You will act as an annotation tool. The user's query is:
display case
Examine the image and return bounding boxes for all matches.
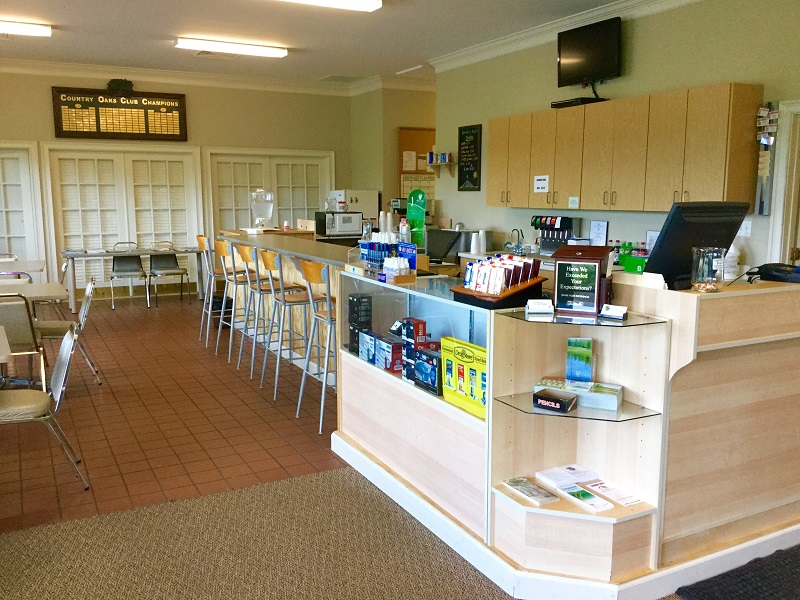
[489,308,669,582]
[336,272,491,537]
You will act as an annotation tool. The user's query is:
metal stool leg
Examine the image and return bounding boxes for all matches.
[296,316,319,417]
[318,320,335,434]
[215,283,229,355]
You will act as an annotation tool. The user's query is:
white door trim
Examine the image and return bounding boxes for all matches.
[767,99,800,262]
[202,147,335,236]
[0,141,47,278]
[40,141,202,278]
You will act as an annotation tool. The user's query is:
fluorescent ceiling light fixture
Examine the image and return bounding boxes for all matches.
[0,20,52,37]
[175,37,288,58]
[276,0,382,12]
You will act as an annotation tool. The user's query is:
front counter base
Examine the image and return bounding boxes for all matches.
[332,432,800,600]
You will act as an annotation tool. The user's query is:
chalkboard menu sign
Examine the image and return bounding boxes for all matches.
[458,124,481,191]
[52,87,187,141]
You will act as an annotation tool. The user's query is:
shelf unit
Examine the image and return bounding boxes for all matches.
[488,307,670,582]
[427,159,455,178]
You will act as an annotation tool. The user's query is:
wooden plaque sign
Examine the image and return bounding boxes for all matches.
[552,245,613,315]
[458,124,481,191]
[52,87,187,141]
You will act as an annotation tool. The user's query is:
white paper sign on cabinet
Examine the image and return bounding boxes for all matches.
[533,175,549,193]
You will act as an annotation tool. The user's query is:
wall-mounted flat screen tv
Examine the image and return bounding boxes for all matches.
[558,17,622,88]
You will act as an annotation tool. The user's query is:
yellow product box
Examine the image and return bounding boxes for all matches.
[440,336,487,420]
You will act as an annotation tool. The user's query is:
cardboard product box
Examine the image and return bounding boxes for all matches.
[358,331,376,364]
[401,359,415,383]
[533,388,578,413]
[534,376,623,411]
[415,348,442,396]
[348,294,373,327]
[417,340,440,352]
[374,334,402,373]
[402,340,417,361]
[348,323,366,354]
[440,337,488,419]
[400,318,427,344]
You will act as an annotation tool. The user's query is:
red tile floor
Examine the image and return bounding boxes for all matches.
[0,293,343,533]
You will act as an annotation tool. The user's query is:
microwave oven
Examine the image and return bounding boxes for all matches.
[314,211,363,237]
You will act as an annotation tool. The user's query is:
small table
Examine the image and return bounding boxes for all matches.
[0,282,68,303]
[0,260,46,275]
[62,248,204,313]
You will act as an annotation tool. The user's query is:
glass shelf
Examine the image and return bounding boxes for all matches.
[499,308,666,328]
[495,392,661,422]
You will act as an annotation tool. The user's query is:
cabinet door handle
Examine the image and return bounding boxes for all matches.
[552,192,558,205]
[683,190,689,202]
[546,192,551,205]
[611,191,617,206]
[602,191,609,206]
[500,191,505,204]
[507,190,511,205]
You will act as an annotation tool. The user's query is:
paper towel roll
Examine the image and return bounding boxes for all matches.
[470,232,480,254]
[478,230,487,253]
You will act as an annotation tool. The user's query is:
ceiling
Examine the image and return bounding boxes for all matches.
[2,0,626,89]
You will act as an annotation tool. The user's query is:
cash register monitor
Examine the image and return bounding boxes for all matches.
[644,201,749,290]
[425,229,462,264]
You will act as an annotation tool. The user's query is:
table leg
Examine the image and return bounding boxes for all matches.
[68,257,78,314]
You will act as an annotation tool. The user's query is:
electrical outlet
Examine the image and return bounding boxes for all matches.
[738,220,752,238]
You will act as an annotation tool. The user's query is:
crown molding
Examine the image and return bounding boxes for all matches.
[429,0,703,73]
[0,58,356,97]
[350,75,436,96]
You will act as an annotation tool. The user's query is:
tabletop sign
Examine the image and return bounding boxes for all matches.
[52,87,187,141]
[552,245,613,315]
[458,124,482,191]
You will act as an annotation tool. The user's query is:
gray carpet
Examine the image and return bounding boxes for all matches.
[0,467,513,600]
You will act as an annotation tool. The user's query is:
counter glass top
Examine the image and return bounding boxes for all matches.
[498,308,666,327]
[342,271,481,307]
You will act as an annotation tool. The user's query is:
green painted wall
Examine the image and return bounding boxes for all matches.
[435,0,800,267]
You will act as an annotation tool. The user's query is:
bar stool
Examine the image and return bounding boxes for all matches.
[235,244,302,377]
[214,239,249,362]
[258,251,319,401]
[296,260,337,434]
[196,235,220,346]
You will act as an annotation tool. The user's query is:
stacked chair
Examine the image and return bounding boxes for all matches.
[34,279,102,385]
[0,329,89,489]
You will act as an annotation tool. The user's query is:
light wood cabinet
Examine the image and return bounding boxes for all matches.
[581,96,650,211]
[552,105,584,209]
[645,83,763,211]
[486,114,531,208]
[644,89,688,211]
[528,110,557,209]
[489,82,761,214]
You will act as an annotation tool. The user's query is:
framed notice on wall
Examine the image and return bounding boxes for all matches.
[52,87,187,141]
[458,124,481,191]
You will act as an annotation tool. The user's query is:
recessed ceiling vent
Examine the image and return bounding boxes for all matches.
[196,50,239,59]
[318,75,365,84]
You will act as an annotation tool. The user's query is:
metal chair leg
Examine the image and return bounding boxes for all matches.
[77,339,102,385]
[227,287,239,363]
[237,288,252,369]
[318,321,335,434]
[110,279,115,310]
[297,317,319,418]
[260,301,278,388]
[273,303,287,401]
[45,418,89,490]
[204,274,216,347]
[215,284,229,355]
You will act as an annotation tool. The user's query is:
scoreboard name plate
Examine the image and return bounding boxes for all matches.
[52,87,187,141]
